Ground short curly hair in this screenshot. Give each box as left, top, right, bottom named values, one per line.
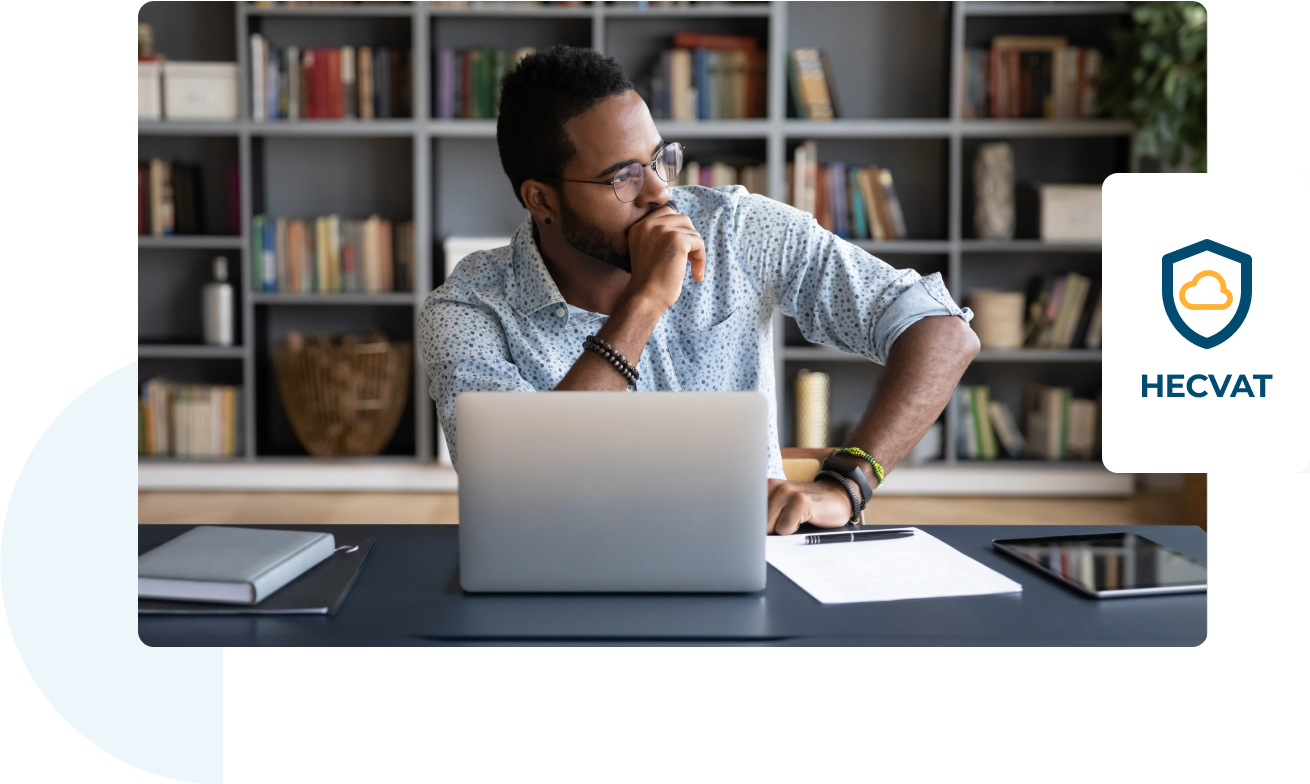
left=496, top=45, right=635, bottom=207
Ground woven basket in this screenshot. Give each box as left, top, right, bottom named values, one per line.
left=273, top=332, right=412, bottom=457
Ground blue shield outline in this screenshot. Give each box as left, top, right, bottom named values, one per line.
left=1161, top=239, right=1252, bottom=349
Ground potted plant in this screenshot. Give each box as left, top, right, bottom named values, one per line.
left=1101, top=2, right=1207, bottom=172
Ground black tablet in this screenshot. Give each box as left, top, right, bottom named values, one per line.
left=992, top=532, right=1206, bottom=598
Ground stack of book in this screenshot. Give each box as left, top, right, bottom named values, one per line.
left=956, top=385, right=1098, bottom=461
left=1022, top=272, right=1102, bottom=350
left=961, top=36, right=1102, bottom=120
left=433, top=47, right=535, bottom=119
left=251, top=215, right=415, bottom=294
left=138, top=160, right=238, bottom=236
left=139, top=379, right=242, bottom=458
left=647, top=32, right=766, bottom=121
left=786, top=141, right=908, bottom=240
left=675, top=160, right=767, bottom=195
left=956, top=386, right=1024, bottom=460
left=1024, top=385, right=1099, bottom=461
left=786, top=48, right=838, bottom=120
left=249, top=36, right=412, bottom=120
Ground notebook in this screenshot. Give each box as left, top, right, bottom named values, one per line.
left=139, top=537, right=375, bottom=615
left=138, top=525, right=336, bottom=605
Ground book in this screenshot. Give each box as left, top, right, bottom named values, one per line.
left=251, top=33, right=266, bottom=121
left=261, top=218, right=277, bottom=292
left=140, top=536, right=375, bottom=616
left=970, top=386, right=998, bottom=460
left=790, top=49, right=834, bottom=120
left=139, top=380, right=241, bottom=457
left=1024, top=384, right=1070, bottom=460
left=957, top=387, right=978, bottom=460
left=138, top=526, right=336, bottom=605
left=275, top=217, right=290, bottom=292
left=989, top=400, right=1026, bottom=459
left=965, top=36, right=1102, bottom=120
left=1066, top=398, right=1098, bottom=460
left=149, top=159, right=173, bottom=236
left=878, top=169, right=909, bottom=239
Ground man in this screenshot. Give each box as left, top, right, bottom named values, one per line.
left=419, top=46, right=978, bottom=535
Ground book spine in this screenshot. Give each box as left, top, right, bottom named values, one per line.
left=287, top=46, right=300, bottom=120
left=251, top=34, right=265, bottom=121
left=276, top=218, right=290, bottom=293
left=380, top=219, right=394, bottom=293
left=342, top=46, right=356, bottom=119
left=360, top=47, right=374, bottom=120
left=261, top=219, right=277, bottom=292
left=251, top=214, right=264, bottom=292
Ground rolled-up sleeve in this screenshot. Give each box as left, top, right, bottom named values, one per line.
left=418, top=292, right=535, bottom=470
left=732, top=189, right=970, bottom=364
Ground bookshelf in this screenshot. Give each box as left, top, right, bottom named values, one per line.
left=138, top=1, right=1135, bottom=494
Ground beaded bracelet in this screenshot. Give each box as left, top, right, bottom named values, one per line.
left=832, top=446, right=885, bottom=486
left=817, top=469, right=859, bottom=524
left=583, top=335, right=638, bottom=388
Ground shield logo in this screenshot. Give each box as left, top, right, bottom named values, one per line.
left=1161, top=239, right=1252, bottom=349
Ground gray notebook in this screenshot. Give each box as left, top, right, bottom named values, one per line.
left=138, top=526, right=336, bottom=605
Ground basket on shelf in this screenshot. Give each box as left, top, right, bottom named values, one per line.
left=272, top=331, right=412, bottom=457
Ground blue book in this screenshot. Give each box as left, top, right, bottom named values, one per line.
left=261, top=220, right=277, bottom=292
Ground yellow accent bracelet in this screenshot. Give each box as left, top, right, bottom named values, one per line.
left=833, top=447, right=885, bottom=485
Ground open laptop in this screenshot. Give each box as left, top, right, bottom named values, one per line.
left=456, top=391, right=768, bottom=593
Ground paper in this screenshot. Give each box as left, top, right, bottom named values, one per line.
left=766, top=528, right=1022, bottom=604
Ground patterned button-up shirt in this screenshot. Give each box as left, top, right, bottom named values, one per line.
left=419, top=184, right=971, bottom=478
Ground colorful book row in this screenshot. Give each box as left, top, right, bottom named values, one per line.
left=250, top=37, right=413, bottom=121
left=140, top=380, right=242, bottom=458
left=251, top=215, right=415, bottom=294
left=787, top=141, right=908, bottom=241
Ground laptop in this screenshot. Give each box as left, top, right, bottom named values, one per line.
left=456, top=391, right=768, bottom=593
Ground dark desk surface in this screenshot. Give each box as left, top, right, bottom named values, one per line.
left=138, top=525, right=1206, bottom=647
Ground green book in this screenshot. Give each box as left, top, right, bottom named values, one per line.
left=250, top=214, right=265, bottom=292
left=848, top=168, right=868, bottom=239
left=787, top=50, right=807, bottom=119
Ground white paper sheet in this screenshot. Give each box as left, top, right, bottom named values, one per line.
left=766, top=527, right=1023, bottom=604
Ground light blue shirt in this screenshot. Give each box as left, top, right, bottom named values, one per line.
left=419, top=184, right=971, bottom=479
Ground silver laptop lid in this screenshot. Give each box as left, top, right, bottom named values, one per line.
left=456, top=391, right=768, bottom=593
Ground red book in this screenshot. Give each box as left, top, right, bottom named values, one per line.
left=1006, top=49, right=1021, bottom=119
left=316, top=48, right=331, bottom=118
left=302, top=48, right=317, bottom=117
left=672, top=32, right=757, bottom=52
left=328, top=48, right=343, bottom=118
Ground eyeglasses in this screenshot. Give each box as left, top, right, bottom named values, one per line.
left=533, top=142, right=684, bottom=203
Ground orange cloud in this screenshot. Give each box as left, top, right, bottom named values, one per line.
left=1179, top=270, right=1233, bottom=310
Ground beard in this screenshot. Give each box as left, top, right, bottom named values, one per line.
left=558, top=193, right=631, bottom=272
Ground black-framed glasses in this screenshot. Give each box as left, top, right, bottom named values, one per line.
left=532, top=142, right=684, bottom=203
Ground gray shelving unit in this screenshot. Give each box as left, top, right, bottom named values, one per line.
left=138, top=1, right=1134, bottom=494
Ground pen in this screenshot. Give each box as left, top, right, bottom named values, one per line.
left=803, top=528, right=916, bottom=545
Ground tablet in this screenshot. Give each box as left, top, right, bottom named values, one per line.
left=992, top=532, right=1206, bottom=598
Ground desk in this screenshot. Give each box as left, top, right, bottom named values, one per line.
left=138, top=525, right=1205, bottom=646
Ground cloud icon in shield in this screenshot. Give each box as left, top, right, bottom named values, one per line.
left=1178, top=270, right=1234, bottom=310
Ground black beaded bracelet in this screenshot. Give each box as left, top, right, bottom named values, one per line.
left=583, top=337, right=637, bottom=387
left=583, top=335, right=640, bottom=387
left=584, top=335, right=639, bottom=381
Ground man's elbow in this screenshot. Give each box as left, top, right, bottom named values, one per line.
left=951, top=316, right=981, bottom=364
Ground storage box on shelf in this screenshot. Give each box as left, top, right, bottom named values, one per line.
left=139, top=1, right=1134, bottom=494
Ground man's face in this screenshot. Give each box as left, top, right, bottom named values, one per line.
left=553, top=90, right=674, bottom=272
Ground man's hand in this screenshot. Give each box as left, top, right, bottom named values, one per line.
left=767, top=478, right=858, bottom=536
left=625, top=204, right=707, bottom=311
